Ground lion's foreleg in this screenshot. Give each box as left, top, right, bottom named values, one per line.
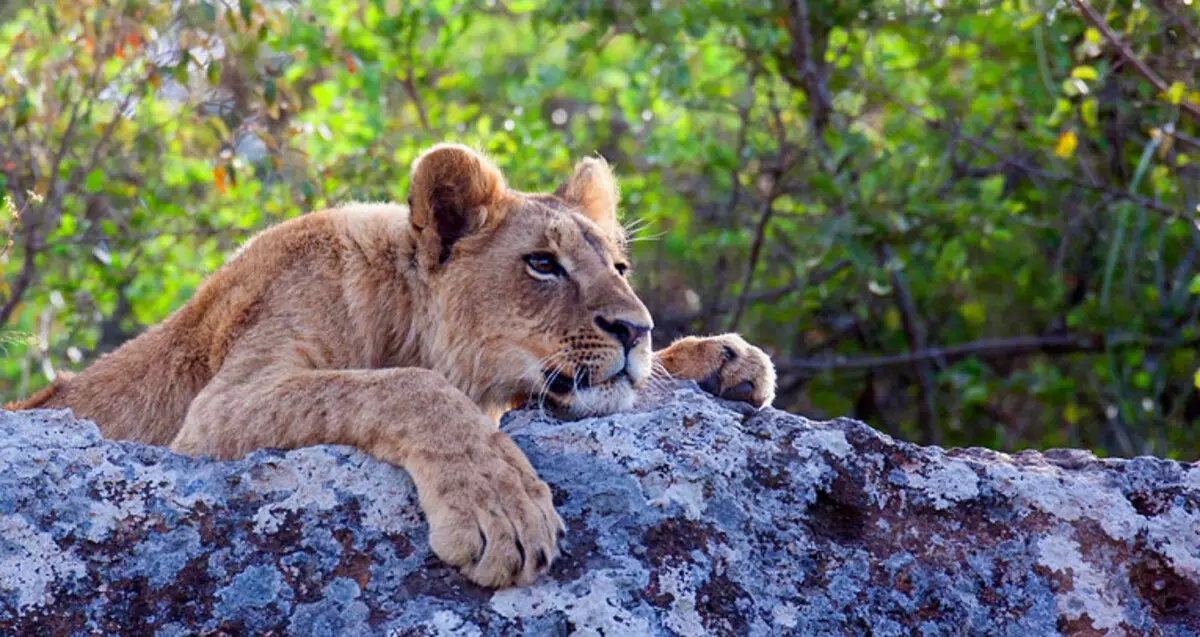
left=173, top=365, right=563, bottom=588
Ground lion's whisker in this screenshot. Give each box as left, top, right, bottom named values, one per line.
left=532, top=350, right=569, bottom=415
left=625, top=231, right=665, bottom=244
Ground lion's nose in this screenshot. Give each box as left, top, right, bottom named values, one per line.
left=595, top=315, right=650, bottom=352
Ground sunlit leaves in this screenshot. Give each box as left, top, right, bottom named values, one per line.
left=84, top=169, right=104, bottom=192
left=1080, top=98, right=1098, bottom=128
left=1070, top=65, right=1098, bottom=81
left=1164, top=81, right=1187, bottom=105
left=1054, top=130, right=1077, bottom=158
left=2, top=0, right=1198, bottom=457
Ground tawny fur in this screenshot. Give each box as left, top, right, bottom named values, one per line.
left=6, top=143, right=776, bottom=588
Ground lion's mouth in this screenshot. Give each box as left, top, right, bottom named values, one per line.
left=531, top=365, right=639, bottom=418
left=543, top=367, right=629, bottom=396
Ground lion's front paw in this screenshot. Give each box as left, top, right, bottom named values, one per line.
left=412, top=431, right=564, bottom=588
left=657, top=333, right=777, bottom=408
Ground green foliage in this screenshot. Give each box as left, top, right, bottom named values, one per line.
left=2, top=0, right=1199, bottom=457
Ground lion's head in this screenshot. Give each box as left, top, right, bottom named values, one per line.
left=405, top=144, right=654, bottom=419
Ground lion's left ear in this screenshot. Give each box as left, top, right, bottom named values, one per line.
left=557, top=156, right=622, bottom=239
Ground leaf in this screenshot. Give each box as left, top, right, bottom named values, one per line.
left=506, top=0, right=537, bottom=13
left=13, top=94, right=32, bottom=129
left=1064, top=403, right=1082, bottom=425
left=213, top=165, right=227, bottom=194
left=173, top=52, right=191, bottom=84
left=1071, top=65, right=1098, bottom=81
left=960, top=301, right=986, bottom=326
left=1189, top=273, right=1200, bottom=294
left=1016, top=13, right=1041, bottom=31
left=1081, top=98, right=1098, bottom=128
left=1054, top=130, right=1077, bottom=159
left=1046, top=98, right=1071, bottom=127
left=85, top=169, right=104, bottom=192
left=1164, top=81, right=1186, bottom=105
left=1194, top=368, right=1200, bottom=391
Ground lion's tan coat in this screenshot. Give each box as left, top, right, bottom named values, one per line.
left=7, top=144, right=775, bottom=588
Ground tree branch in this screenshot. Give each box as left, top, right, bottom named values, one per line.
left=777, top=332, right=1196, bottom=373
left=727, top=177, right=784, bottom=332
left=659, top=259, right=850, bottom=328
left=880, top=244, right=939, bottom=445
left=784, top=0, right=833, bottom=135
left=0, top=218, right=38, bottom=326
left=1072, top=0, right=1200, bottom=123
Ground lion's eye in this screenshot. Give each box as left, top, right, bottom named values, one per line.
left=615, top=263, right=630, bottom=277
left=525, top=252, right=565, bottom=278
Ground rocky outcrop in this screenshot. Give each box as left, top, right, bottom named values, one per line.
left=1, top=384, right=1198, bottom=635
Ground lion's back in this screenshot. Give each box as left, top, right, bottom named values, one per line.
left=5, top=210, right=355, bottom=442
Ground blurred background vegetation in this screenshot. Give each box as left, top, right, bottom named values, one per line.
left=2, top=0, right=1198, bottom=458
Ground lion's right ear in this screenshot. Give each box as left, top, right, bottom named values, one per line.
left=408, top=143, right=507, bottom=265
left=556, top=156, right=621, bottom=239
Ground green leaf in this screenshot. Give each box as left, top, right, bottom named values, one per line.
left=1071, top=65, right=1098, bottom=81
left=13, top=94, right=32, bottom=129
left=1189, top=273, right=1200, bottom=294
left=1165, top=81, right=1186, bottom=105
left=960, top=301, right=986, bottom=326
left=506, top=0, right=537, bottom=13
left=1081, top=98, right=1098, bottom=128
left=1016, top=13, right=1041, bottom=31
left=310, top=82, right=336, bottom=109
left=1046, top=98, right=1071, bottom=127
left=85, top=169, right=104, bottom=192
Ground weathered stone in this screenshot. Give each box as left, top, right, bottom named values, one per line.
left=1, top=384, right=1198, bottom=635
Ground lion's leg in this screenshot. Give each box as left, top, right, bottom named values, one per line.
left=173, top=365, right=563, bottom=588
left=654, top=334, right=777, bottom=407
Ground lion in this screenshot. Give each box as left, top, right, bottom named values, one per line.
left=5, top=144, right=776, bottom=588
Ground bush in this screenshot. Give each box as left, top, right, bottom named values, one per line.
left=3, top=0, right=1198, bottom=457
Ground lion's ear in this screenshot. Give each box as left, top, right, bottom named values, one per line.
left=557, top=156, right=622, bottom=239
left=408, top=143, right=507, bottom=264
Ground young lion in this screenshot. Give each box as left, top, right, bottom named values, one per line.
left=6, top=144, right=776, bottom=588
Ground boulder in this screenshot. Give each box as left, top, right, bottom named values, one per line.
left=1, top=384, right=1198, bottom=635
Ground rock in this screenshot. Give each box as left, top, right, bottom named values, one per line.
left=1, top=384, right=1198, bottom=636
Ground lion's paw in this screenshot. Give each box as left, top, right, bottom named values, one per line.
left=415, top=431, right=564, bottom=588
left=657, top=333, right=777, bottom=408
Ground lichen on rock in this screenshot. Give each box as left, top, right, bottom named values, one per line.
left=1, top=384, right=1198, bottom=635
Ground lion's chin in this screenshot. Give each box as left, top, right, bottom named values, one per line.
left=556, top=376, right=639, bottom=420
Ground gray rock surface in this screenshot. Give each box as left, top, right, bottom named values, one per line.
left=1, top=384, right=1198, bottom=636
